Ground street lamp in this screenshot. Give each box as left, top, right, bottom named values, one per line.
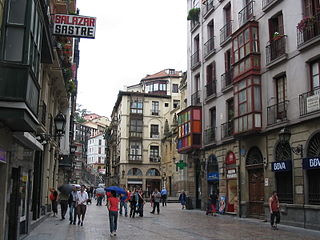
left=54, top=112, right=66, bottom=136
left=279, top=127, right=303, bottom=157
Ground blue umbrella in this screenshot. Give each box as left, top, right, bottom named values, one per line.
left=105, top=186, right=126, bottom=195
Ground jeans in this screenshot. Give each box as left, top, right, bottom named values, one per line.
left=97, top=196, right=103, bottom=206
left=270, top=211, right=280, bottom=226
left=69, top=202, right=76, bottom=223
left=109, top=210, right=118, bottom=233
left=151, top=202, right=160, bottom=214
left=119, top=201, right=128, bottom=216
left=162, top=195, right=167, bottom=206
left=60, top=200, right=68, bottom=219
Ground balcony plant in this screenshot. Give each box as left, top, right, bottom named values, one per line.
left=297, top=16, right=316, bottom=32
left=187, top=8, right=200, bottom=21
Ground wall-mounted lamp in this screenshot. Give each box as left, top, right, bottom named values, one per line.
left=54, top=112, right=66, bottom=137
left=279, top=127, right=303, bottom=157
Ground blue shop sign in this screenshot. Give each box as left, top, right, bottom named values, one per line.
left=271, top=160, right=292, bottom=172
left=208, top=172, right=219, bottom=181
left=303, top=157, right=320, bottom=169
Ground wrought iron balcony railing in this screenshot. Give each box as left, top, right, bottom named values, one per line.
left=150, top=156, right=161, bottom=163
left=128, top=154, right=142, bottom=161
left=238, top=1, right=254, bottom=27
left=267, top=100, right=289, bottom=125
left=191, top=20, right=200, bottom=31
left=220, top=21, right=232, bottom=45
left=205, top=81, right=216, bottom=98
left=299, top=87, right=320, bottom=116
left=204, top=127, right=216, bottom=145
left=191, top=90, right=201, bottom=105
left=266, top=35, right=287, bottom=64
left=297, top=13, right=320, bottom=47
left=221, top=120, right=233, bottom=139
left=262, top=0, right=278, bottom=9
left=191, top=50, right=200, bottom=69
left=221, top=69, right=233, bottom=91
left=204, top=36, right=215, bottom=57
left=202, top=0, right=215, bottom=17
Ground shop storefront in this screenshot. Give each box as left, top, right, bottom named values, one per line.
left=226, top=152, right=238, bottom=213
left=207, top=155, right=219, bottom=195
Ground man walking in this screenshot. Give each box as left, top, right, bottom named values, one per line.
left=161, top=187, right=168, bottom=207
left=76, top=185, right=88, bottom=226
left=68, top=186, right=78, bottom=225
left=59, top=191, right=69, bottom=220
left=150, top=189, right=161, bottom=214
left=119, top=187, right=129, bottom=217
left=269, top=191, right=280, bottom=230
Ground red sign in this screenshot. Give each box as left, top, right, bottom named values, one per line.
left=226, top=152, right=236, bottom=165
left=53, top=14, right=96, bottom=39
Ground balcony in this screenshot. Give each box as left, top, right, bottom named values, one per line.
left=191, top=90, right=201, bottom=105
left=129, top=131, right=143, bottom=139
left=128, top=154, right=142, bottom=162
left=221, top=120, right=233, bottom=139
left=151, top=109, right=160, bottom=116
left=205, top=81, right=216, bottom=98
left=262, top=0, right=281, bottom=11
left=266, top=35, right=287, bottom=65
left=267, top=101, right=289, bottom=125
left=297, top=13, right=320, bottom=48
left=204, top=37, right=215, bottom=58
left=220, top=21, right=232, bottom=45
left=202, top=0, right=215, bottom=18
left=204, top=127, right=216, bottom=145
left=299, top=87, right=320, bottom=116
left=191, top=20, right=200, bottom=32
left=150, top=156, right=160, bottom=163
left=191, top=50, right=200, bottom=69
left=150, top=133, right=160, bottom=139
left=221, top=69, right=233, bottom=92
left=238, top=1, right=254, bottom=27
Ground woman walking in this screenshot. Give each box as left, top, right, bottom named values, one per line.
left=108, top=190, right=119, bottom=237
left=49, top=188, right=58, bottom=217
left=179, top=191, right=187, bottom=210
left=129, top=188, right=137, bottom=218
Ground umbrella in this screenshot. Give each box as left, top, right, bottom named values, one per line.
left=58, top=184, right=73, bottom=194
left=105, top=186, right=126, bottom=195
left=95, top=187, right=105, bottom=195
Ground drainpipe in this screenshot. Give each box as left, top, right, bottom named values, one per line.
left=238, top=138, right=242, bottom=218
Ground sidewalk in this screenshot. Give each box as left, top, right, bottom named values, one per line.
left=24, top=202, right=320, bottom=240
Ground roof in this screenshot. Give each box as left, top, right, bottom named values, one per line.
left=141, top=69, right=182, bottom=81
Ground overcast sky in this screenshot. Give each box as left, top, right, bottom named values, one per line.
left=76, top=0, right=187, bottom=118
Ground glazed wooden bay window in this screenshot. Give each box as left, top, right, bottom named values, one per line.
left=232, top=25, right=260, bottom=80
left=233, top=76, right=262, bottom=134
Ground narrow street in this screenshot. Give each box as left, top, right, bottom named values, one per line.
left=25, top=203, right=320, bottom=240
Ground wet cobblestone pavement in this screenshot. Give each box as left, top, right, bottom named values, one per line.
left=25, top=203, right=320, bottom=240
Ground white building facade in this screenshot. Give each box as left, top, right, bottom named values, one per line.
left=87, top=134, right=106, bottom=174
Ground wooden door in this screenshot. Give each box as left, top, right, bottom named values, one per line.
left=248, top=168, right=264, bottom=218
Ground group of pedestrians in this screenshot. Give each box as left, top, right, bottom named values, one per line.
left=50, top=185, right=89, bottom=226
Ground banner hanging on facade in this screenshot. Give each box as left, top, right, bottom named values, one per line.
left=53, top=14, right=96, bottom=39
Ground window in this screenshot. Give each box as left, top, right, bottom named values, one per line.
left=209, top=107, right=216, bottom=128
left=98, top=148, right=101, bottom=154
left=151, top=101, right=160, bottom=115
left=303, top=0, right=320, bottom=17
left=128, top=168, right=143, bottom=176
left=99, top=139, right=102, bottom=145
left=207, top=20, right=214, bottom=39
left=129, top=142, right=142, bottom=160
left=192, top=0, right=200, bottom=8
left=173, top=100, right=180, bottom=109
left=146, top=168, right=160, bottom=176
left=268, top=12, right=284, bottom=41
left=206, top=62, right=216, bottom=97
left=150, top=125, right=159, bottom=138
left=150, top=146, right=160, bottom=162
left=146, top=81, right=167, bottom=94
left=275, top=75, right=287, bottom=103
left=130, top=99, right=143, bottom=114
left=130, top=119, right=143, bottom=132
left=172, top=84, right=179, bottom=93
left=165, top=103, right=169, bottom=107
left=227, top=98, right=234, bottom=121
left=98, top=157, right=101, bottom=164
left=311, top=61, right=320, bottom=90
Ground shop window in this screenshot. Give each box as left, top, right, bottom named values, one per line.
left=146, top=168, right=160, bottom=176
left=306, top=132, right=320, bottom=205
left=274, top=142, right=293, bottom=203
left=128, top=168, right=143, bottom=176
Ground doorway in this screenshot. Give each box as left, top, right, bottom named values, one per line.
left=8, top=167, right=20, bottom=240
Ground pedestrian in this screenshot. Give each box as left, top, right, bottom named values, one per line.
left=206, top=191, right=218, bottom=216
left=269, top=191, right=280, bottom=230
left=68, top=186, right=78, bottom=225
left=179, top=191, right=187, bottom=209
left=129, top=189, right=137, bottom=218
left=137, top=189, right=145, bottom=217
left=49, top=188, right=58, bottom=217
left=150, top=188, right=161, bottom=214
left=76, top=185, right=88, bottom=226
left=161, top=187, right=168, bottom=207
left=119, top=187, right=129, bottom=217
left=96, top=192, right=103, bottom=206
left=108, top=190, right=119, bottom=237
left=59, top=191, right=69, bottom=220
left=150, top=191, right=154, bottom=208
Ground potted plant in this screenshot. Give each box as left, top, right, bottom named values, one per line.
left=297, top=16, right=316, bottom=32
left=272, top=32, right=283, bottom=41
left=187, top=8, right=200, bottom=21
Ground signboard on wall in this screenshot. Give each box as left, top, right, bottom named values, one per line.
left=271, top=160, right=292, bottom=172
left=303, top=157, right=320, bottom=169
left=208, top=172, right=219, bottom=181
left=306, top=94, right=320, bottom=113
left=0, top=149, right=6, bottom=163
left=226, top=168, right=237, bottom=179
left=53, top=14, right=96, bottom=39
